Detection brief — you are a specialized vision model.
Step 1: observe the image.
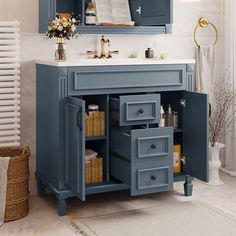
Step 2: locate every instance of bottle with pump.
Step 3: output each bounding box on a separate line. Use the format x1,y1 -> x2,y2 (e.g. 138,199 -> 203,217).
159,105 -> 165,128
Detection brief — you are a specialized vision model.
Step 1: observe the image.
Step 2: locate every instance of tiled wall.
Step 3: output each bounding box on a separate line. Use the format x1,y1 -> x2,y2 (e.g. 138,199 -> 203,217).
0,0 -> 224,194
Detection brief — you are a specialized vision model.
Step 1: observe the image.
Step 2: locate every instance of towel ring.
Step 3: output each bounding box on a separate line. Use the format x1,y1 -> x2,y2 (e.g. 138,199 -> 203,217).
194,17 -> 218,47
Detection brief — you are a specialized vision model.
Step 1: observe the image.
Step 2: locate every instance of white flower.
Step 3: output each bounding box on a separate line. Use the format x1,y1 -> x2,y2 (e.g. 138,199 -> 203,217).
71,25 -> 76,32
57,25 -> 63,31
63,22 -> 68,27
48,26 -> 52,31
72,18 -> 76,23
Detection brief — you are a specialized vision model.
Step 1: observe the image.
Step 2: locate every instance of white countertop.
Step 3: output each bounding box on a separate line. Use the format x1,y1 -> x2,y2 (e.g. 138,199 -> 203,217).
35,58 -> 196,67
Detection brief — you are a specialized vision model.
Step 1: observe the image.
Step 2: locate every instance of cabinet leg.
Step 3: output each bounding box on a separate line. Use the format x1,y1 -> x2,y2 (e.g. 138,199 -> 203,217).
184,176 -> 193,197
37,179 -> 46,197
57,199 -> 67,216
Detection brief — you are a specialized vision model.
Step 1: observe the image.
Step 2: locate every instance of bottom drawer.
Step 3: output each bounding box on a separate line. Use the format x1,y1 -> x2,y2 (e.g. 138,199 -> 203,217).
110,154 -> 173,196
137,166 -> 170,190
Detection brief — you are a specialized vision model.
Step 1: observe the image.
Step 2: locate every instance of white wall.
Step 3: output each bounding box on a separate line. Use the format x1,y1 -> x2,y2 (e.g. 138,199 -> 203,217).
0,0 -> 224,194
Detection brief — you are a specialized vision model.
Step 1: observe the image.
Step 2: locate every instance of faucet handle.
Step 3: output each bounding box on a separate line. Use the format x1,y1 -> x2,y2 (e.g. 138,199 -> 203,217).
86,50 -> 97,55
107,50 -> 119,59
110,50 -> 119,54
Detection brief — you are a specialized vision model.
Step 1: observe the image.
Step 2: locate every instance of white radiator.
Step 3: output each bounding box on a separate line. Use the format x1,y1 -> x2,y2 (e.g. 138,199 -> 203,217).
0,21 -> 20,147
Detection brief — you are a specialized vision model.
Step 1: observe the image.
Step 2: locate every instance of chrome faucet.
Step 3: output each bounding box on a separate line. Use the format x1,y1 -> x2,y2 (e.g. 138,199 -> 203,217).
86,35 -> 119,59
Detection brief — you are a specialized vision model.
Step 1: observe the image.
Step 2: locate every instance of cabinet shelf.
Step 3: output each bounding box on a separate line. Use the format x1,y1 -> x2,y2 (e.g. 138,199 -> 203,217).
86,180 -> 129,195
76,25 -> 167,35
86,136 -> 107,141
174,129 -> 183,133
174,173 -> 193,182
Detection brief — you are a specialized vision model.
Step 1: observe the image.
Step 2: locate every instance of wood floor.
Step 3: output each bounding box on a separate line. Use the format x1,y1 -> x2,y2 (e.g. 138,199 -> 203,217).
1,173 -> 236,236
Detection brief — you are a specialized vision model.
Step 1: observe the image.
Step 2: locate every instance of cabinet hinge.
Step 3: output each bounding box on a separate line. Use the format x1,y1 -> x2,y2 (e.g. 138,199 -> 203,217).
180,99 -> 186,108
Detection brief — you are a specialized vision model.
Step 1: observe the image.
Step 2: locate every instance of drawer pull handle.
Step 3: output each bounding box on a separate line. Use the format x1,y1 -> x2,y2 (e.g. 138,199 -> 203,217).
138,108 -> 144,114
151,175 -> 157,181
151,144 -> 157,150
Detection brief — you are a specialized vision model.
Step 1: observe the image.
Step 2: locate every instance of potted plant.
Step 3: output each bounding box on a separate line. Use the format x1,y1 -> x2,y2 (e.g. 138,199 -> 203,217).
45,14 -> 79,61
209,80 -> 236,185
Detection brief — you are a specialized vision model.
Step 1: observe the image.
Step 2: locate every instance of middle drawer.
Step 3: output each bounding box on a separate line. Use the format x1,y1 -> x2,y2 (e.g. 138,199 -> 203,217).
110,127 -> 173,163
110,94 -> 160,126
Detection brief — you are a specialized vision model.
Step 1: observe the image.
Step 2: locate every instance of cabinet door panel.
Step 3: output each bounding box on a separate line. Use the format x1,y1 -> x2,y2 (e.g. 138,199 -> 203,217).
139,0 -> 172,26
66,97 -> 85,201
182,92 -> 209,182
39,0 -> 56,33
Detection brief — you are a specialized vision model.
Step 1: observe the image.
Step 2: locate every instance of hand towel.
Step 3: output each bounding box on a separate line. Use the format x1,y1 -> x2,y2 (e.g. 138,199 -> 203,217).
196,45 -> 216,102
0,156 -> 10,226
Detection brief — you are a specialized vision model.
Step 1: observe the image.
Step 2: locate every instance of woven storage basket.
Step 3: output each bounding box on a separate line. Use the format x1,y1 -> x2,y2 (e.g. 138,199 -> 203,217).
85,157 -> 103,184
0,147 -> 31,222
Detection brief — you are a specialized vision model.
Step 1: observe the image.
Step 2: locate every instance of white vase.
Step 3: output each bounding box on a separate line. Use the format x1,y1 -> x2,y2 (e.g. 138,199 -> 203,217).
208,142 -> 225,186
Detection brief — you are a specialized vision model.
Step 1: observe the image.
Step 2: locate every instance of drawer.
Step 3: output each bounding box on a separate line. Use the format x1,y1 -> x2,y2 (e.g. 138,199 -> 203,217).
110,94 -> 160,126
137,166 -> 170,190
110,154 -> 173,196
110,127 -> 173,162
68,65 -> 187,95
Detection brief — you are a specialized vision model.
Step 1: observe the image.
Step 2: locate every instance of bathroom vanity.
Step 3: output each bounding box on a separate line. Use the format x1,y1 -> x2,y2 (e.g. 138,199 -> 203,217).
36,59 -> 208,216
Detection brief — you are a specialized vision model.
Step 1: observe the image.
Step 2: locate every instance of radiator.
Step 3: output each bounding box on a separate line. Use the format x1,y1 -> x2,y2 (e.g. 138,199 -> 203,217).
0,21 -> 20,147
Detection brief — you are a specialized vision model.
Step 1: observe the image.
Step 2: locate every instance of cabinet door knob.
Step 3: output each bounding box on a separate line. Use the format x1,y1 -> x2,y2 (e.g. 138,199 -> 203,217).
151,175 -> 157,181
138,108 -> 144,114
136,6 -> 141,15
151,144 -> 157,150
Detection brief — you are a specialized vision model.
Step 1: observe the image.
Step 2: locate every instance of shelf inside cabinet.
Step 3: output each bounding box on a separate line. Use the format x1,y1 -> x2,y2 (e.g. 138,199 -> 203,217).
174,173 -> 193,182
86,136 -> 107,141
86,179 -> 129,195
174,129 -> 183,133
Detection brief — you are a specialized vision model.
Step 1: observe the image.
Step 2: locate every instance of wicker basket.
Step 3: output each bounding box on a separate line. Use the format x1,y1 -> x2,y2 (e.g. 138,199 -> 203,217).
85,157 -> 103,184
86,111 -> 105,137
5,194 -> 30,222
0,147 -> 31,222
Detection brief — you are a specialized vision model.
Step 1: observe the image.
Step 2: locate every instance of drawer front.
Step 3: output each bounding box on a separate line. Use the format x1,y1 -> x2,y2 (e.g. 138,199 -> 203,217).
68,65 -> 187,95
120,94 -> 160,126
137,166 -> 170,190
131,127 -> 173,162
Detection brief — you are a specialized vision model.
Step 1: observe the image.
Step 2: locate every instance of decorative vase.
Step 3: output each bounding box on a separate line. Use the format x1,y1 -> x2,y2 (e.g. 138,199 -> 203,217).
208,142 -> 225,185
55,38 -> 66,61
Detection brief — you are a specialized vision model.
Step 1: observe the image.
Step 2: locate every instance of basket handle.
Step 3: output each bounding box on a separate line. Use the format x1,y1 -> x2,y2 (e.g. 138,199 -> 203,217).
23,146 -> 31,157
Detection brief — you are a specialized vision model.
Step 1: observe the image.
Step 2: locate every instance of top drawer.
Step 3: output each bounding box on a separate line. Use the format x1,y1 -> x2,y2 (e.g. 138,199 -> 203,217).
110,94 -> 160,126
68,65 -> 187,95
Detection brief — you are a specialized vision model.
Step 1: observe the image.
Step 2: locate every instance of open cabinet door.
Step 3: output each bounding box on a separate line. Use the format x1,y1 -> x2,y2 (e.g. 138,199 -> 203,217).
66,97 -> 85,201
182,92 -> 209,182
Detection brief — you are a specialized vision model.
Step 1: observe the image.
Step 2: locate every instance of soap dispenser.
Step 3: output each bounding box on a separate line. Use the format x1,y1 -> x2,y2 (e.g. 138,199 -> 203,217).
145,48 -> 154,58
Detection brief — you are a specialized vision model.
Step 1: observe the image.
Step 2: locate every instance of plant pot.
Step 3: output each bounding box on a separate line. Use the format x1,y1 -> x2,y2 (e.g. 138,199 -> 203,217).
55,38 -> 66,61
208,142 -> 225,185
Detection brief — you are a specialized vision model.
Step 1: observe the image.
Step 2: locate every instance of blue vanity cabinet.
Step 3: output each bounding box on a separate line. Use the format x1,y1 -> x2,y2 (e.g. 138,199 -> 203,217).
36,62 -> 208,216
39,0 -> 83,33
39,0 -> 56,33
39,0 -> 173,34
130,0 -> 173,26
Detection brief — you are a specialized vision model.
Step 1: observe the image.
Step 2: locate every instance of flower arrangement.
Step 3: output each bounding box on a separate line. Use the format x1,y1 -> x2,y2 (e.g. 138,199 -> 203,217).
46,14 -> 79,40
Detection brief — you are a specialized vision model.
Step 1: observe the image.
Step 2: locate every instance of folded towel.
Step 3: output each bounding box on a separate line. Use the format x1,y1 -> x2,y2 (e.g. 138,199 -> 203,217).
0,156 -> 10,226
196,45 -> 215,103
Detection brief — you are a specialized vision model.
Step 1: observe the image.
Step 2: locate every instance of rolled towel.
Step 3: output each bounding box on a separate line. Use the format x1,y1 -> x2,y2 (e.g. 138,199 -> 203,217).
0,156 -> 10,226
